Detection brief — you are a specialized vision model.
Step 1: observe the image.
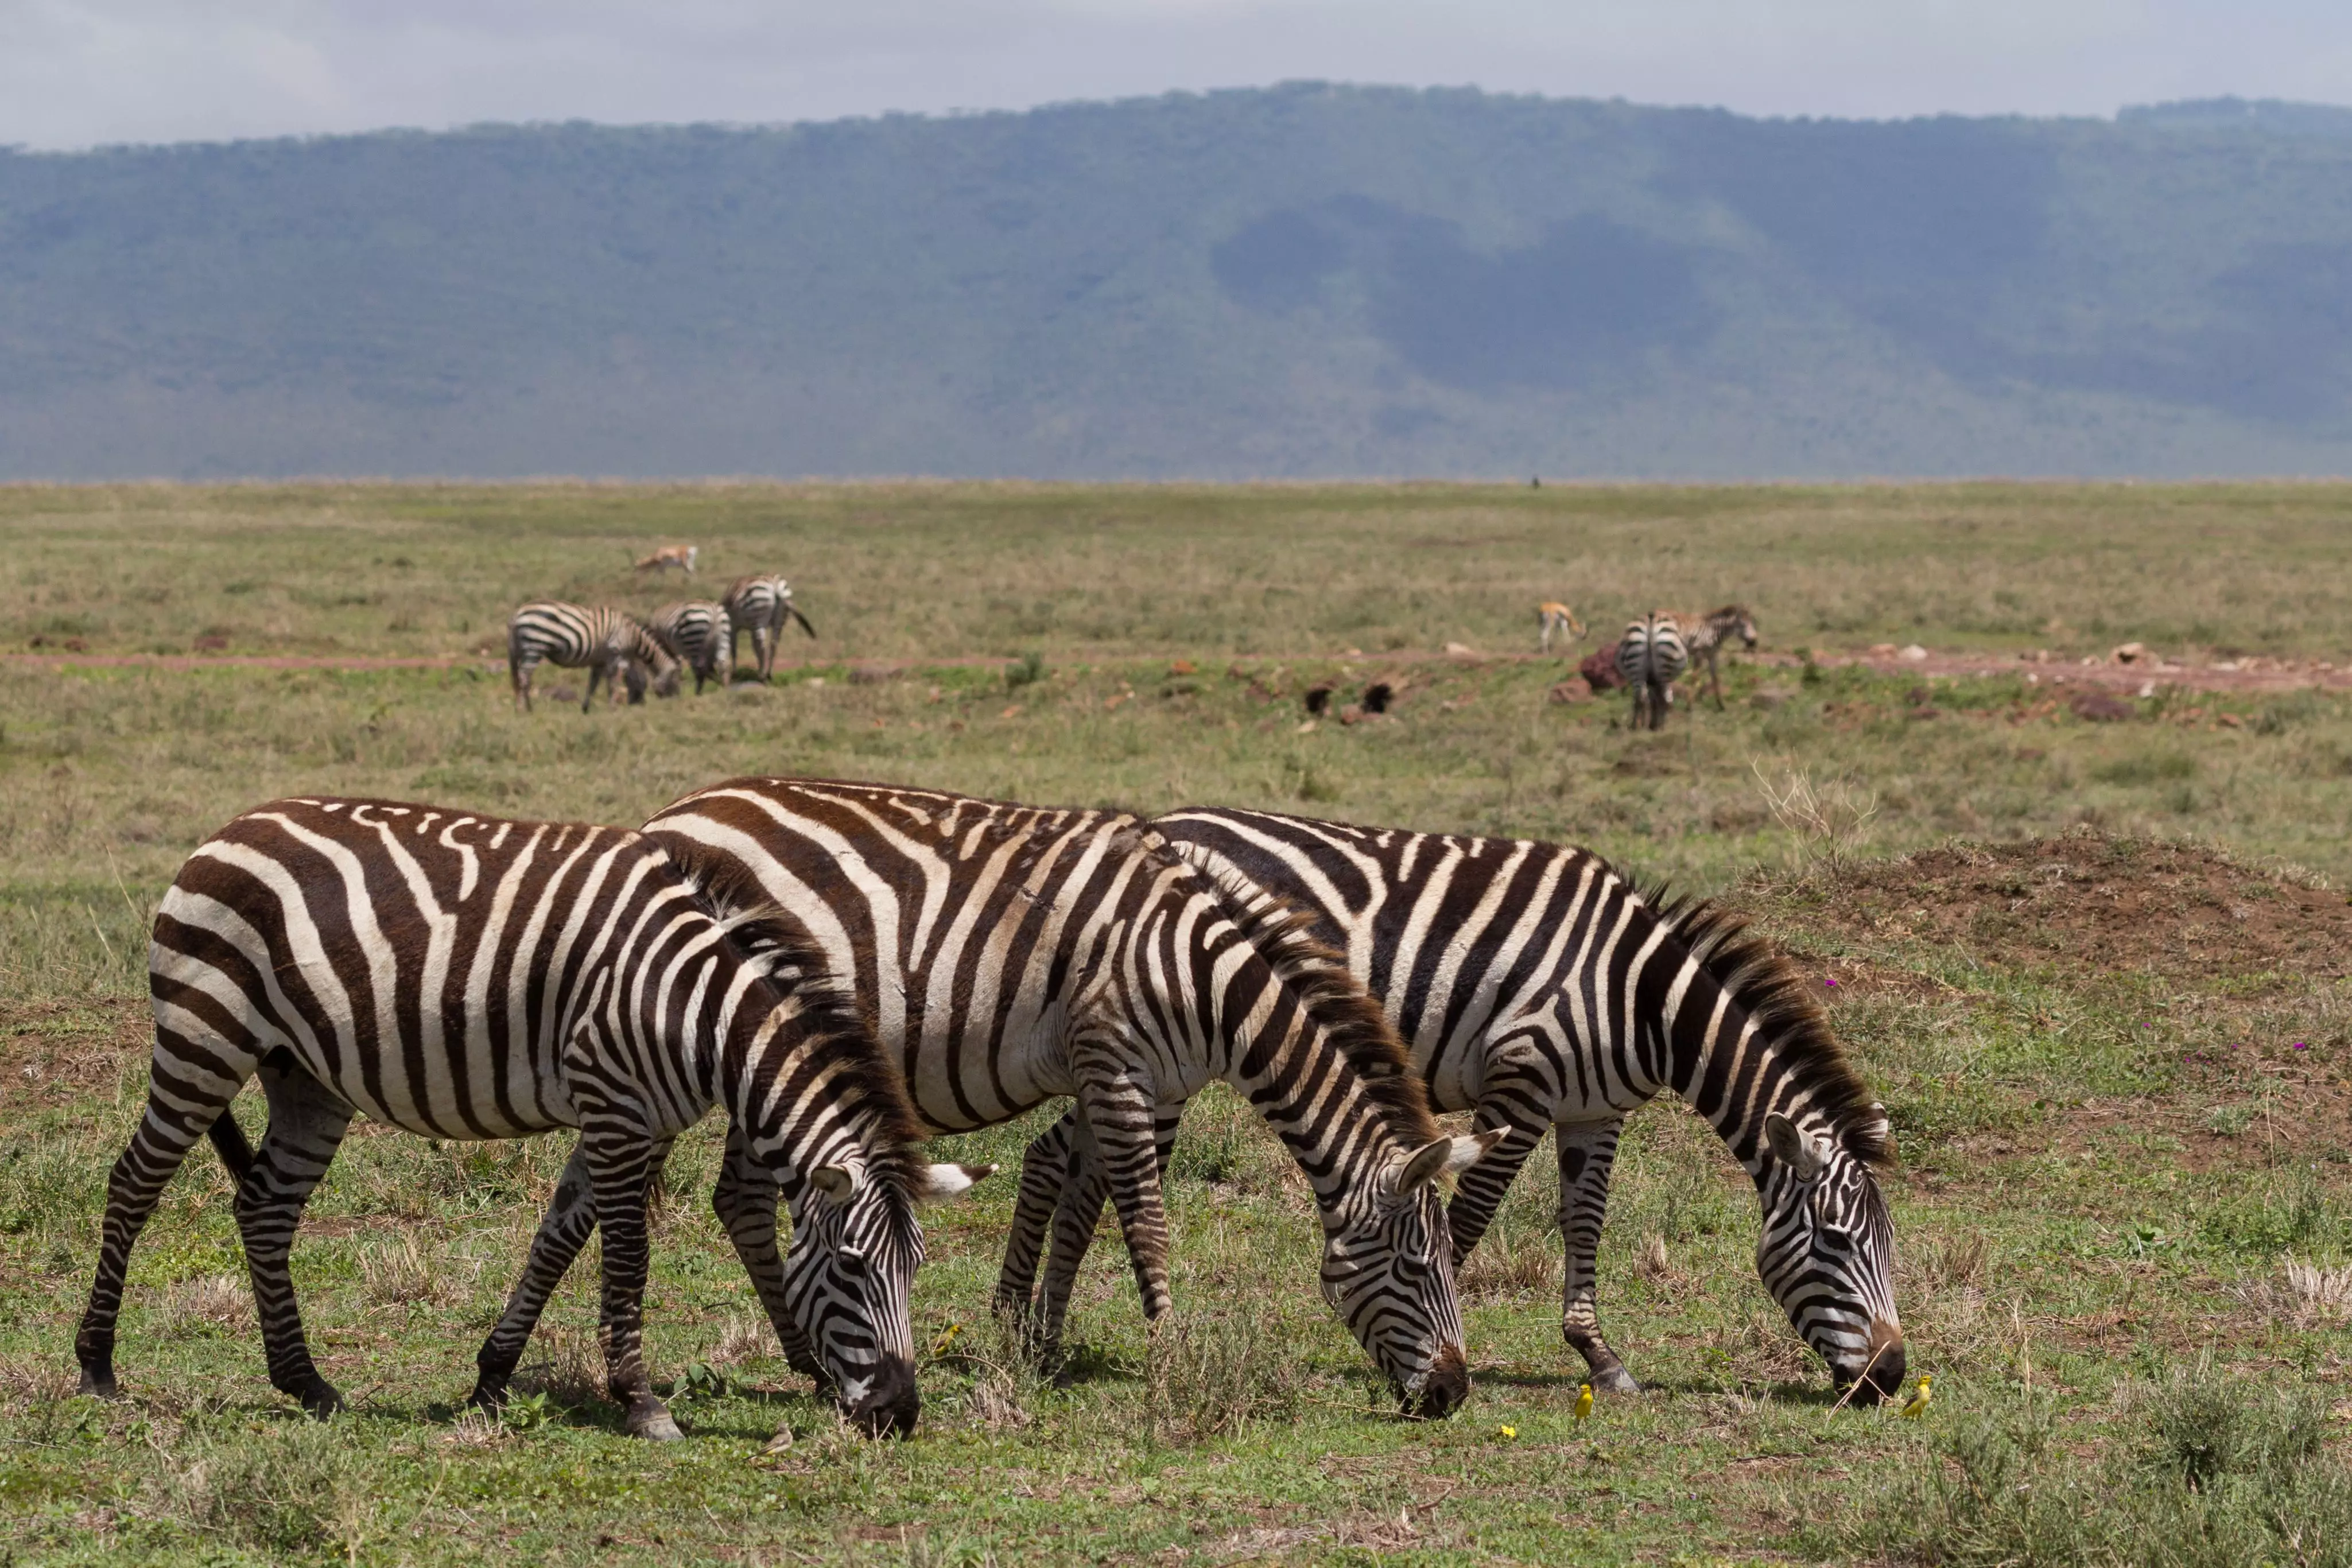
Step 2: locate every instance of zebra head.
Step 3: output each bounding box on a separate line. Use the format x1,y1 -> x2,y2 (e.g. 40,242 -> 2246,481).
1756,1111 -> 1904,1401
1319,1130 -> 1504,1416
781,1158 -> 993,1436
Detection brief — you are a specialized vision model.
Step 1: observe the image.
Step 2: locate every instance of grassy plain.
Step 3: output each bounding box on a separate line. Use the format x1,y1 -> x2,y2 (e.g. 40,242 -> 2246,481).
1,482 -> 2349,1565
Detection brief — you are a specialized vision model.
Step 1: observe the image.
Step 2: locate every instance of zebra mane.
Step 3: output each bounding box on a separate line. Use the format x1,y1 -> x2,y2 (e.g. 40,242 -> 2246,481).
1172,848 -> 1443,1149
1640,880 -> 1892,1170
655,837 -> 927,1193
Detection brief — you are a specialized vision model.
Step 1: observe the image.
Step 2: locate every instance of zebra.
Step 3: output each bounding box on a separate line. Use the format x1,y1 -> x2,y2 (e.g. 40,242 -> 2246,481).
722,575 -> 817,682
649,601 -> 736,694
486,778 -> 1499,1415
1615,614 -> 1689,730
1676,605 -> 1760,709
998,806 -> 1907,1404
1536,602 -> 1587,654
507,602 -> 682,713
74,797 -> 989,1439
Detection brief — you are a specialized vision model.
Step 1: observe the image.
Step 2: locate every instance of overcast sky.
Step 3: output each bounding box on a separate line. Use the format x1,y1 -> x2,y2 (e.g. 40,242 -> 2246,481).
3,0 -> 2348,151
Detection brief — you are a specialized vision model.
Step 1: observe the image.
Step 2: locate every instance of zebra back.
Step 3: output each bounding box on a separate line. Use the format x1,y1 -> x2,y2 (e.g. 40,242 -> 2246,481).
1151,804 -> 1903,1396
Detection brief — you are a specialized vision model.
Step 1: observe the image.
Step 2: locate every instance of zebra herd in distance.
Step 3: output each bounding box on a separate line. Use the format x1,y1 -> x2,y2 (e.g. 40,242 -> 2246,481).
79,770 -> 1905,1441
1540,602 -> 1761,731
507,573 -> 817,713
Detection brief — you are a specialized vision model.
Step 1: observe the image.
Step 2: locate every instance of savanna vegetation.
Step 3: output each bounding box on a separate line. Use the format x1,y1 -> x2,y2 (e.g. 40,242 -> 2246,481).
1,482 -> 2347,1565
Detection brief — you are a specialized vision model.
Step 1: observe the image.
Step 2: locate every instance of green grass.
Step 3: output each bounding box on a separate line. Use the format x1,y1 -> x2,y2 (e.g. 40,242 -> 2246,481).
2,483 -> 2349,1564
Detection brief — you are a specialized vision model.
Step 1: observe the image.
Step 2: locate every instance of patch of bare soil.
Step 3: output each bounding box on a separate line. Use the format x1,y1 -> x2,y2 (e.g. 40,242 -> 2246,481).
1753,830 -> 2352,984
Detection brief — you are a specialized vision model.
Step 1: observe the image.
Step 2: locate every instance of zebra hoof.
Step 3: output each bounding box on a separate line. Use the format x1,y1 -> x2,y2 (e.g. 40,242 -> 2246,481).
465,1377 -> 510,1412
76,1367 -> 119,1400
1588,1365 -> 1642,1395
628,1399 -> 685,1441
297,1379 -> 347,1419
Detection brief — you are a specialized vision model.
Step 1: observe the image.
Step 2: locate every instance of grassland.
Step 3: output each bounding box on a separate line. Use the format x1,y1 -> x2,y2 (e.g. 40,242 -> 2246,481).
1,482 -> 2349,1565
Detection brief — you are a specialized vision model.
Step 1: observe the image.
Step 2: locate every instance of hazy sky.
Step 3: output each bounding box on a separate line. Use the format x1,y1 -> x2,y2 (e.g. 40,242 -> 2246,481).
4,0 -> 2348,150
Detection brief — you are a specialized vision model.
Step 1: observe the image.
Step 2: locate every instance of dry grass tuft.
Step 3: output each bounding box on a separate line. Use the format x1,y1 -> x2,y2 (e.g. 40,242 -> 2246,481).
358,1231 -> 472,1309
2235,1258 -> 2352,1327
707,1314 -> 773,1369
511,1327 -> 606,1406
160,1274 -> 251,1337
1635,1233 -> 1673,1285
1458,1231 -> 1554,1302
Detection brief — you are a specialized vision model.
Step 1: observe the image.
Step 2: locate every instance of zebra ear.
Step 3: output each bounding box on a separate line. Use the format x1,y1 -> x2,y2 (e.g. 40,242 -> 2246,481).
809,1165 -> 860,1205
1764,1113 -> 1827,1182
918,1162 -> 996,1203
1396,1131 -> 1502,1194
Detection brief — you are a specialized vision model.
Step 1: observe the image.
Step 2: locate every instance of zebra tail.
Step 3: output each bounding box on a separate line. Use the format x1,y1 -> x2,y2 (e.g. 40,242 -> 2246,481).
207,1111 -> 256,1181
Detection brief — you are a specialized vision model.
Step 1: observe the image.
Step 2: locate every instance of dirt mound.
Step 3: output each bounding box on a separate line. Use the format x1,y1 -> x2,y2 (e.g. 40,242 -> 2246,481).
1765,831 -> 2351,983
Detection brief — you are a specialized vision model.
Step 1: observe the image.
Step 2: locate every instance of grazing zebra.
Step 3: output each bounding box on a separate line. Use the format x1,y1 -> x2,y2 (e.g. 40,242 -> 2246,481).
1000,806 -> 1906,1403
1673,605 -> 1760,709
507,602 -> 681,713
650,601 -> 736,694
1536,602 -> 1587,654
722,575 -> 817,681
634,544 -> 698,575
1615,614 -> 1689,730
493,779 -> 1492,1414
75,797 -> 987,1438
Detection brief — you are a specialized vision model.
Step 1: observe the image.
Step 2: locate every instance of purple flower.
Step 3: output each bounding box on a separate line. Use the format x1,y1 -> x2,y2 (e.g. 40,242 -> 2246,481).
2294,1041 -> 2311,1051
1824,977 -> 1839,989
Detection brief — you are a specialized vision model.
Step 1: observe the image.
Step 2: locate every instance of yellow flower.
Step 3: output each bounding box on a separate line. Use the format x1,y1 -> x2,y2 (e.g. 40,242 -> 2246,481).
1497,1425 -> 1517,1440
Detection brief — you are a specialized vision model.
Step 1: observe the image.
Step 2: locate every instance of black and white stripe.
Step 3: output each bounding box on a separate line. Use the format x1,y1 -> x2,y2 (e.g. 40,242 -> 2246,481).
507,602 -> 681,713
74,797 -> 984,1438
721,575 -> 816,682
1615,614 -> 1690,730
649,601 -> 736,694
1679,605 -> 1759,710
607,778 -> 1495,1414
1003,807 -> 1905,1402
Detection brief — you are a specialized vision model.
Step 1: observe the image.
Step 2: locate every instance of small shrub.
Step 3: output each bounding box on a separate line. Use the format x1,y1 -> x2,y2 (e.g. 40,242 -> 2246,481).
2202,1102 -> 2256,1138
1146,1307 -> 1301,1442
1004,651 -> 1047,692
2092,751 -> 2196,786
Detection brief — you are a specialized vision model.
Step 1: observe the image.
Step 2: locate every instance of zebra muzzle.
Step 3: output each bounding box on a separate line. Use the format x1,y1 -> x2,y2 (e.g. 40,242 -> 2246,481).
842,1353 -> 920,1438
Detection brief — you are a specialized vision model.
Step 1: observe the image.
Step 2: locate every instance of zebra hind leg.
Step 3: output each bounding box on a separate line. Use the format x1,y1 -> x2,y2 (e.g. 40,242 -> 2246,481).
75,1050 -> 257,1398
1556,1117 -> 1640,1393
993,1116 -> 1081,1346
238,1059 -> 356,1418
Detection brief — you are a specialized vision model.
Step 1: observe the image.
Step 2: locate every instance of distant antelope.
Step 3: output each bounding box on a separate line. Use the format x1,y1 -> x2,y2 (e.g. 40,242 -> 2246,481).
507,603 -> 681,713
722,575 -> 817,681
634,545 -> 698,575
1665,605 -> 1759,709
1616,615 -> 1690,730
1536,602 -> 1587,653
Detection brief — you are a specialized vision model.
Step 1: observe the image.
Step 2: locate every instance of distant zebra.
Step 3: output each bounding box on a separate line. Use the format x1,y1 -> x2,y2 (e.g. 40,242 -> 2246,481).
74,798 -> 988,1438
722,576 -> 817,681
507,602 -> 681,713
650,601 -> 735,694
488,779 -> 1497,1414
1615,614 -> 1689,729
1536,602 -> 1587,654
1674,605 -> 1759,709
999,807 -> 1905,1402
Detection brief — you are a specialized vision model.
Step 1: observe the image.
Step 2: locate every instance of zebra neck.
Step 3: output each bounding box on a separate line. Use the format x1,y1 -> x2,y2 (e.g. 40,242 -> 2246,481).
1665,966 -> 1788,1178
1218,1018 -> 1403,1212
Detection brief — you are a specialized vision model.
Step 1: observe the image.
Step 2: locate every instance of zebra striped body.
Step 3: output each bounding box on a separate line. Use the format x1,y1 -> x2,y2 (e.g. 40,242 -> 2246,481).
1615,614 -> 1690,730
650,601 -> 736,693
76,797 -> 979,1438
507,602 -> 681,713
1674,605 -> 1759,709
598,778 -> 1493,1412
722,575 -> 817,681
1003,806 -> 1905,1400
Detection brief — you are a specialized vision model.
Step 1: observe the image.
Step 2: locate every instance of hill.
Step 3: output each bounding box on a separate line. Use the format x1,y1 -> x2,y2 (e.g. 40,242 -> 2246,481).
6,86 -> 2352,479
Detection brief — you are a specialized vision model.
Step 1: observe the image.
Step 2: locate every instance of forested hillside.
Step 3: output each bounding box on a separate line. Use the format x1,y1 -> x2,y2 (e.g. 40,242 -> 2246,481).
5,87 -> 2352,478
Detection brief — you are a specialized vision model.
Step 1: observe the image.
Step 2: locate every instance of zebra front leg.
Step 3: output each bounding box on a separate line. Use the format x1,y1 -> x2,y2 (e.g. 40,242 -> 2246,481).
1073,1072 -> 1175,1324
1441,1103 -> 1548,1266
238,1061 -> 356,1418
579,1119 -> 684,1440
1033,1105 -> 1185,1356
709,1124 -> 828,1388
75,1055 -> 255,1398
470,1135 -> 676,1410
1557,1117 -> 1639,1394
993,1115 -> 1082,1338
